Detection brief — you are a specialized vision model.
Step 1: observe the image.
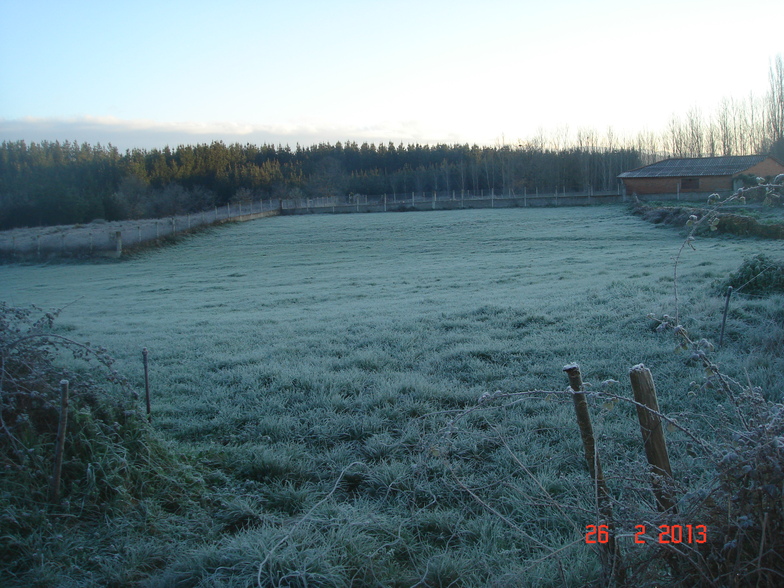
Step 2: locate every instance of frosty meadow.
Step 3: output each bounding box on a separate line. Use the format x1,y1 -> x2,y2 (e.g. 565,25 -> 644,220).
2,205 -> 784,586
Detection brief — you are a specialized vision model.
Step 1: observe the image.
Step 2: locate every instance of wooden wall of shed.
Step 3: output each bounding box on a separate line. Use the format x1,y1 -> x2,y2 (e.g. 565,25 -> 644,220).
622,177 -> 678,195
698,176 -> 734,192
744,157 -> 784,178
624,175 -> 739,195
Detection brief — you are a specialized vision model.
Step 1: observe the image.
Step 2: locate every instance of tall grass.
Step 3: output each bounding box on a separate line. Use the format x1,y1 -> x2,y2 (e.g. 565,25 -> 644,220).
1,206 -> 783,586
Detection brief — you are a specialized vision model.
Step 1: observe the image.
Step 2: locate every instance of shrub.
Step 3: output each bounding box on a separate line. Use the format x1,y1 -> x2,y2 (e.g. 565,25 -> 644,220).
0,303 -> 207,584
693,392 -> 784,584
628,390 -> 784,586
716,254 -> 784,296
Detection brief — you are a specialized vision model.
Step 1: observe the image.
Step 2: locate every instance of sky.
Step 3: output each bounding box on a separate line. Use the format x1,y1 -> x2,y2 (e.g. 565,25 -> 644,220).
1,0 -> 782,151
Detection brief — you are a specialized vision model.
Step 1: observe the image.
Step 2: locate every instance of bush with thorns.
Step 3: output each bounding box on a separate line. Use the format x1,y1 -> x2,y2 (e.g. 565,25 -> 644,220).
0,303 -> 207,585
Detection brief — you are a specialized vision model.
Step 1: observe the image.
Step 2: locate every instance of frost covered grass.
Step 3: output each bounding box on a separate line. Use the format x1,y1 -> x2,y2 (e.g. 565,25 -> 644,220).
2,206 -> 783,586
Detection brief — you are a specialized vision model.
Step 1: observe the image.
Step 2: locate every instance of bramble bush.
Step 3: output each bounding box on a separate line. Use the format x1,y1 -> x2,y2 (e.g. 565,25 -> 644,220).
0,303 -> 208,585
627,190 -> 784,585
716,253 -> 784,296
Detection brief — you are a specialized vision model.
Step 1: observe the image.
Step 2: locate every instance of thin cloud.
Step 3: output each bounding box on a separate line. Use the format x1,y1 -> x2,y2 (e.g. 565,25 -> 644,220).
0,116 -> 467,151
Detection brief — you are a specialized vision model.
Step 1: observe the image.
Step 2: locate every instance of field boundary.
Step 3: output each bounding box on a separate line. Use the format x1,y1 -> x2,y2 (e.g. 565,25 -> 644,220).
632,201 -> 784,239
0,204 -> 280,261
0,189 -> 698,261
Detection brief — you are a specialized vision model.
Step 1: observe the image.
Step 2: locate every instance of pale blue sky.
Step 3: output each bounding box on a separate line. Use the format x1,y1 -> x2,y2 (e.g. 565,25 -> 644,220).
1,0 -> 782,149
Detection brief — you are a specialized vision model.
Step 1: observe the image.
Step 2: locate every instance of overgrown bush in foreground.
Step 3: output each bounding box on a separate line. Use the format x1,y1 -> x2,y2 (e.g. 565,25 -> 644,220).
618,196 -> 784,585
618,374 -> 784,585
0,303 -> 209,586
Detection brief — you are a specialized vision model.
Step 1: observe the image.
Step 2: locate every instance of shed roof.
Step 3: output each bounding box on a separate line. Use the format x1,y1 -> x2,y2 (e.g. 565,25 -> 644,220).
618,155 -> 768,178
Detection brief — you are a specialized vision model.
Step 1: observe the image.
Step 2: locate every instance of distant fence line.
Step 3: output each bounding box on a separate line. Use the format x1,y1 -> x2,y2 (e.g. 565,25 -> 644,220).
279,187 -> 708,213
0,189 -> 698,260
0,199 -> 280,260
284,188 -> 626,213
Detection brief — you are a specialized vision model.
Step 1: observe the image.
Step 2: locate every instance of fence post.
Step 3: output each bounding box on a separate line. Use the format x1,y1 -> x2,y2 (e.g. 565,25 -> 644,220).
719,286 -> 733,348
628,364 -> 676,512
563,364 -> 623,582
114,231 -> 122,258
49,379 -> 69,504
143,348 -> 151,422
563,364 -> 613,510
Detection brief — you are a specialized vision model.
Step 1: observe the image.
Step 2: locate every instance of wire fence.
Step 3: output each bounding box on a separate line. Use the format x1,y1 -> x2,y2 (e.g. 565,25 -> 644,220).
1,189 -> 650,260
0,199 -> 280,259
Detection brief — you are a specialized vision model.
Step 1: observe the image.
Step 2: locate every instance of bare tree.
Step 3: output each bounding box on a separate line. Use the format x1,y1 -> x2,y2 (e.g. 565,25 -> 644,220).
705,117 -> 718,157
667,115 -> 686,157
635,128 -> 659,164
747,92 -> 769,154
686,107 -> 705,157
717,98 -> 734,156
731,97 -> 751,155
768,54 -> 784,157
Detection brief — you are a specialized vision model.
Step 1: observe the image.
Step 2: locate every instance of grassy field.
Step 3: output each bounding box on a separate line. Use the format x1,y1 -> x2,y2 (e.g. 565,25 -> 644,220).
2,205 -> 783,586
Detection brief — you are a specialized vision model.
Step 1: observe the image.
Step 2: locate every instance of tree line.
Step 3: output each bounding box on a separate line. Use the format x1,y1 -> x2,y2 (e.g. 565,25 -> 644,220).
0,140 -> 643,229
2,55 -> 782,230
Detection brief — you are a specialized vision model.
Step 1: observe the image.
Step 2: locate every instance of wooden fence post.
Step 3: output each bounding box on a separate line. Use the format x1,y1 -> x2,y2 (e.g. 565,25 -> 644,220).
114,231 -> 122,258
143,348 -> 151,422
563,364 -> 613,511
563,363 -> 623,582
629,364 -> 676,512
49,379 -> 69,504
719,286 -> 733,348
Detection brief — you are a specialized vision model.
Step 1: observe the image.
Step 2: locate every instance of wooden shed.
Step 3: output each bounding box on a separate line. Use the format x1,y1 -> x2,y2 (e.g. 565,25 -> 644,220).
618,155 -> 784,196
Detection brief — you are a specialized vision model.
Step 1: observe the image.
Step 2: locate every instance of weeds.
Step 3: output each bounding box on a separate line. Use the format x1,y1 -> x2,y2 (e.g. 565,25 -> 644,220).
0,303 -> 211,586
